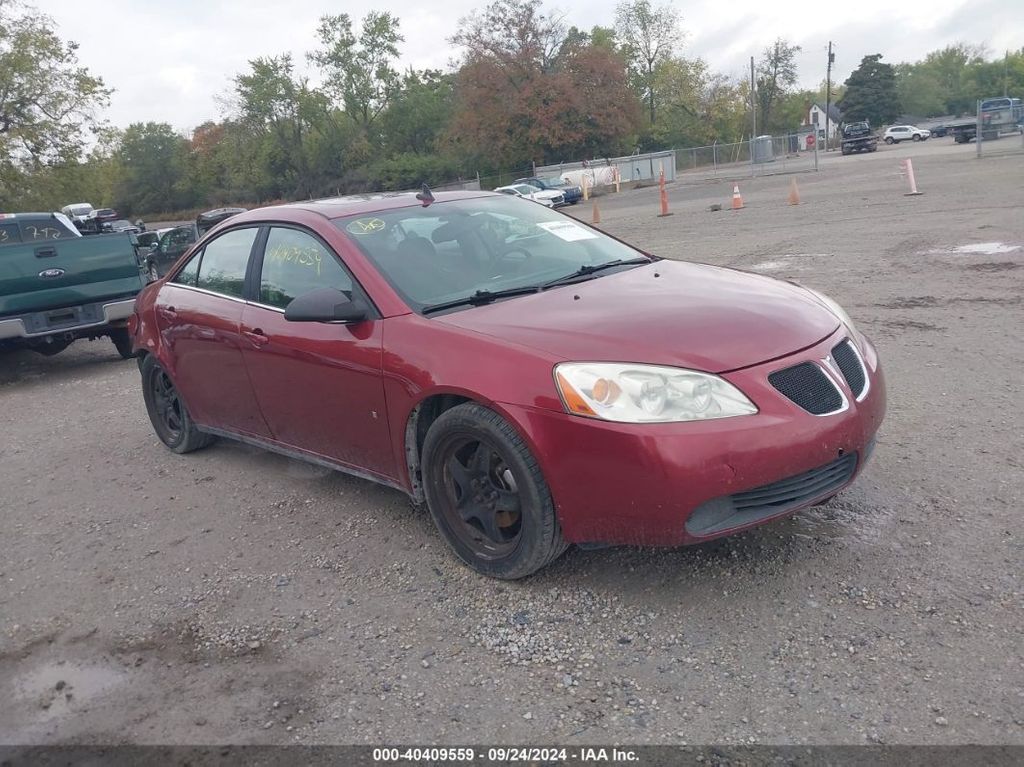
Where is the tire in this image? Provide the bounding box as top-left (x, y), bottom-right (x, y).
top-left (912, 134), bottom-right (922, 142)
top-left (140, 355), bottom-right (214, 454)
top-left (109, 328), bottom-right (135, 360)
top-left (146, 261), bottom-right (160, 282)
top-left (884, 137), bottom-right (894, 144)
top-left (421, 403), bottom-right (567, 579)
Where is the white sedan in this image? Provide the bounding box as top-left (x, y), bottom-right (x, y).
top-left (493, 183), bottom-right (565, 207)
top-left (883, 125), bottom-right (930, 143)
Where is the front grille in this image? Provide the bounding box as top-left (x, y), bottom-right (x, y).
top-left (832, 339), bottom-right (866, 398)
top-left (685, 453), bottom-right (858, 535)
top-left (768, 362), bottom-right (843, 415)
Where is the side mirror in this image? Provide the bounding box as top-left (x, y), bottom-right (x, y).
top-left (284, 288), bottom-right (368, 323)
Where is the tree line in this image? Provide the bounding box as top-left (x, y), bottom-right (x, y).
top-left (2, 0), bottom-right (1022, 216)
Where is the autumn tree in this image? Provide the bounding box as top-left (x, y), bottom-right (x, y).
top-left (0, 1), bottom-right (110, 206)
top-left (614, 0), bottom-right (681, 127)
top-left (449, 0), bottom-right (641, 168)
top-left (839, 54), bottom-right (901, 125)
top-left (756, 39), bottom-right (801, 133)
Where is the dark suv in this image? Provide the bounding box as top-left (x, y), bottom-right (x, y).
top-left (143, 225), bottom-right (198, 280)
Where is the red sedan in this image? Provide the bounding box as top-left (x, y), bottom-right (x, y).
top-left (129, 191), bottom-right (885, 578)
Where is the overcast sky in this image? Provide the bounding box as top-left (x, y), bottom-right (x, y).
top-left (38, 0), bottom-right (1024, 133)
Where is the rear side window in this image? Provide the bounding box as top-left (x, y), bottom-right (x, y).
top-left (259, 227), bottom-right (354, 309)
top-left (195, 228), bottom-right (258, 298)
top-left (0, 223), bottom-right (21, 245)
top-left (19, 219), bottom-right (73, 240)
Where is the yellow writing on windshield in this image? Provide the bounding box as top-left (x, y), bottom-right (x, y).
top-left (266, 244), bottom-right (323, 276)
top-left (346, 218), bottom-right (385, 235)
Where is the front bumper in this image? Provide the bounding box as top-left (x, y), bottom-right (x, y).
top-left (503, 329), bottom-right (886, 546)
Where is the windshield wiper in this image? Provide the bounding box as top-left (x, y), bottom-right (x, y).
top-left (541, 257), bottom-right (652, 289)
top-left (421, 286), bottom-right (541, 315)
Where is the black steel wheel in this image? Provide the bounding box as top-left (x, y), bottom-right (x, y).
top-left (422, 403), bottom-right (567, 579)
top-left (141, 355), bottom-right (214, 454)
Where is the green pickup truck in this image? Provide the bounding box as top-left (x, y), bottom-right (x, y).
top-left (0, 212), bottom-right (148, 358)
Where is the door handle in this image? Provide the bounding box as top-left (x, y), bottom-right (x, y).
top-left (243, 329), bottom-right (269, 347)
top-left (157, 306), bottom-right (177, 318)
top-left (35, 246), bottom-right (57, 258)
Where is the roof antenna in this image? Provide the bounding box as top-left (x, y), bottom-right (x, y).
top-left (416, 183), bottom-right (435, 207)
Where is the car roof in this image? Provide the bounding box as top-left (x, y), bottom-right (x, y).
top-left (0, 212), bottom-right (66, 220)
top-left (223, 191), bottom-right (497, 225)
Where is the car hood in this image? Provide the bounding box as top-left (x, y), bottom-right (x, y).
top-left (435, 260), bottom-right (840, 373)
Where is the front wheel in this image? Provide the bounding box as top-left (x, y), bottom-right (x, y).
top-left (141, 355), bottom-right (214, 454)
top-left (146, 261), bottom-right (160, 282)
top-left (913, 134), bottom-right (922, 142)
top-left (421, 403), bottom-right (567, 579)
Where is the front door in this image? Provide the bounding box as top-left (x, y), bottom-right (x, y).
top-left (156, 226), bottom-right (271, 438)
top-left (239, 225), bottom-right (395, 481)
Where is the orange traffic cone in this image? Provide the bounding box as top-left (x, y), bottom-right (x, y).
top-left (592, 201), bottom-right (601, 224)
top-left (731, 184), bottom-right (744, 210)
top-left (657, 165), bottom-right (673, 217)
top-left (788, 177), bottom-right (800, 206)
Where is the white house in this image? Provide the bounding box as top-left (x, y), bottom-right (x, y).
top-left (806, 103), bottom-right (842, 140)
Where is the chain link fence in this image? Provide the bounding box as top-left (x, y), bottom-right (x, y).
top-left (674, 134), bottom-right (819, 183)
top-left (974, 98), bottom-right (1024, 159)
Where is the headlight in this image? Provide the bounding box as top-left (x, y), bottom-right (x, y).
top-left (554, 363), bottom-right (758, 423)
top-left (803, 287), bottom-right (859, 338)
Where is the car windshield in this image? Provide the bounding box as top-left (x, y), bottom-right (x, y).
top-left (68, 205), bottom-right (92, 216)
top-left (334, 196), bottom-right (650, 314)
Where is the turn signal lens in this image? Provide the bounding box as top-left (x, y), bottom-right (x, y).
top-left (556, 372), bottom-right (596, 416)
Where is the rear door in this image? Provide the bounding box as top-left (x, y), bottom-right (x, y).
top-left (155, 226), bottom-right (271, 438)
top-left (153, 226), bottom-right (198, 275)
top-left (239, 225), bottom-right (394, 480)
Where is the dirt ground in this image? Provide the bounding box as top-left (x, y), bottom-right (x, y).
top-left (1, 139), bottom-right (1022, 746)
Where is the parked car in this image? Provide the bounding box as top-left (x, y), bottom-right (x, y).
top-left (1, 212), bottom-right (146, 358)
top-left (493, 183), bottom-right (564, 207)
top-left (883, 125), bottom-right (930, 143)
top-left (106, 219), bottom-right (141, 234)
top-left (60, 203), bottom-right (95, 231)
top-left (129, 191), bottom-right (886, 579)
top-left (196, 207), bottom-right (247, 234)
top-left (514, 177), bottom-right (582, 205)
top-left (142, 224), bottom-right (198, 280)
top-left (928, 124), bottom-right (948, 138)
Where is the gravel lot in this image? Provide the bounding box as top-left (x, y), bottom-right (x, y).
top-left (1, 140), bottom-right (1022, 746)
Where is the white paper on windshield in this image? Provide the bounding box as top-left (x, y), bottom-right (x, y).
top-left (537, 221), bottom-right (599, 242)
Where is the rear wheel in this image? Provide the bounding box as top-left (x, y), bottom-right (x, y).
top-left (141, 355), bottom-right (214, 454)
top-left (109, 328), bottom-right (135, 360)
top-left (885, 137), bottom-right (895, 144)
top-left (421, 403), bottom-right (567, 579)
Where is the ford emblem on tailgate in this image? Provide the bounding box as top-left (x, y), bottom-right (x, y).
top-left (39, 268), bottom-right (65, 278)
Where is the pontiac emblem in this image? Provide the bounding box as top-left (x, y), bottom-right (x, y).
top-left (39, 268), bottom-right (65, 278)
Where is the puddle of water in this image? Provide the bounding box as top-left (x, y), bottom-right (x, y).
top-left (950, 242), bottom-right (1021, 255)
top-left (13, 661), bottom-right (126, 721)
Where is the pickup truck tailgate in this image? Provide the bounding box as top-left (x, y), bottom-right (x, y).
top-left (0, 234), bottom-right (145, 317)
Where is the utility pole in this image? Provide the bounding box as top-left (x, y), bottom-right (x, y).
top-left (1004, 50), bottom-right (1009, 97)
top-left (750, 56), bottom-right (756, 173)
top-left (825, 41), bottom-right (834, 152)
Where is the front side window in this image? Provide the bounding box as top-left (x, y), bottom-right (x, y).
top-left (195, 228), bottom-right (258, 298)
top-left (259, 227), bottom-right (354, 309)
top-left (171, 251), bottom-right (200, 286)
